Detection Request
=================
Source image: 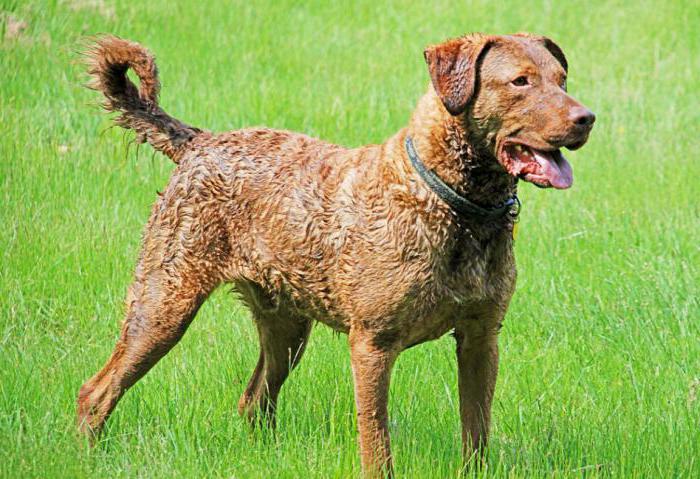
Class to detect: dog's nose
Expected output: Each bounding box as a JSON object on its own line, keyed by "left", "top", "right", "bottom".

{"left": 569, "top": 106, "right": 596, "bottom": 128}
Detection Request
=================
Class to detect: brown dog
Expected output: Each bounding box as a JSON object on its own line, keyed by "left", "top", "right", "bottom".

{"left": 77, "top": 33, "right": 594, "bottom": 476}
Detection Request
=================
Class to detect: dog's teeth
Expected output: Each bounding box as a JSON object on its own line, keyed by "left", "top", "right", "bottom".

{"left": 515, "top": 145, "right": 522, "bottom": 152}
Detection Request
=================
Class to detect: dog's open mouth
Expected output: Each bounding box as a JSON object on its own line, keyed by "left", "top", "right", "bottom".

{"left": 500, "top": 143, "right": 573, "bottom": 189}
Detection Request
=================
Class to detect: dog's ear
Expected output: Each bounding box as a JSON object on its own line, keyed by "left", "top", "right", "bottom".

{"left": 513, "top": 33, "right": 568, "bottom": 72}
{"left": 423, "top": 35, "right": 492, "bottom": 116}
{"left": 541, "top": 37, "right": 568, "bottom": 72}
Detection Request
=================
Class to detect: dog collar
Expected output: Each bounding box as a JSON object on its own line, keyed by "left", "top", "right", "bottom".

{"left": 405, "top": 136, "right": 520, "bottom": 221}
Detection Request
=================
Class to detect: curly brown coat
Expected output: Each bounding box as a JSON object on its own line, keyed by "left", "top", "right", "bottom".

{"left": 77, "top": 34, "right": 594, "bottom": 477}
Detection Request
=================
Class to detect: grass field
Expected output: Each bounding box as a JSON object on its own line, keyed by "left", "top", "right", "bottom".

{"left": 1, "top": 0, "right": 699, "bottom": 477}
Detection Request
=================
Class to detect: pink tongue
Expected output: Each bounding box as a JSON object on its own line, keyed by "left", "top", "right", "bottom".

{"left": 532, "top": 150, "right": 573, "bottom": 189}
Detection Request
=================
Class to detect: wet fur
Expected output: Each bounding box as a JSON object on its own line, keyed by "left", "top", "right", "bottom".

{"left": 77, "top": 34, "right": 593, "bottom": 477}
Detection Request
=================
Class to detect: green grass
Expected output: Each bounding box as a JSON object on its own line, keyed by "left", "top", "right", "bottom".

{"left": 1, "top": 0, "right": 699, "bottom": 477}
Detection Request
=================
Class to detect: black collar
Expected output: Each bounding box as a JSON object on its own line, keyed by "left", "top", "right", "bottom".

{"left": 405, "top": 136, "right": 520, "bottom": 221}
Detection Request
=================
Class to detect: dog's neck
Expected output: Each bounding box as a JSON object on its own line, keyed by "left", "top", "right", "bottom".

{"left": 406, "top": 89, "right": 516, "bottom": 208}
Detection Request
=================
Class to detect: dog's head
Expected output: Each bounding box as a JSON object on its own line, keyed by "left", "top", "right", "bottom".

{"left": 424, "top": 33, "right": 595, "bottom": 189}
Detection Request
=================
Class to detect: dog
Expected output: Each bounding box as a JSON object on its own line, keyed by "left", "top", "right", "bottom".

{"left": 77, "top": 33, "right": 594, "bottom": 477}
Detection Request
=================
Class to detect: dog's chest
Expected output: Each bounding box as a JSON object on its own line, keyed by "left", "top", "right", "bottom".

{"left": 434, "top": 228, "right": 516, "bottom": 304}
{"left": 393, "top": 232, "right": 515, "bottom": 347}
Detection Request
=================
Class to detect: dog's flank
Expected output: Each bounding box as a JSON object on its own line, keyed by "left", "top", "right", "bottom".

{"left": 85, "top": 36, "right": 204, "bottom": 162}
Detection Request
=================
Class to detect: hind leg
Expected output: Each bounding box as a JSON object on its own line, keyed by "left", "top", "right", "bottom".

{"left": 237, "top": 305, "right": 312, "bottom": 427}
{"left": 77, "top": 264, "right": 217, "bottom": 438}
{"left": 76, "top": 150, "right": 233, "bottom": 438}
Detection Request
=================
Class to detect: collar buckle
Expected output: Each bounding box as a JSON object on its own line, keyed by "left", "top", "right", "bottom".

{"left": 507, "top": 195, "right": 521, "bottom": 220}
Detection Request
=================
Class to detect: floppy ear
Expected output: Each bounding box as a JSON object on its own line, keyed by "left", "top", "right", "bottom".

{"left": 423, "top": 34, "right": 492, "bottom": 116}
{"left": 513, "top": 33, "right": 568, "bottom": 72}
{"left": 541, "top": 37, "right": 568, "bottom": 72}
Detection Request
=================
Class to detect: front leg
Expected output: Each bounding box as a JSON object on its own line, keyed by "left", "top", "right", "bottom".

{"left": 349, "top": 327, "right": 399, "bottom": 478}
{"left": 454, "top": 304, "right": 505, "bottom": 459}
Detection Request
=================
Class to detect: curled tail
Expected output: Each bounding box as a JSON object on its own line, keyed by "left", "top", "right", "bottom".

{"left": 85, "top": 36, "right": 202, "bottom": 162}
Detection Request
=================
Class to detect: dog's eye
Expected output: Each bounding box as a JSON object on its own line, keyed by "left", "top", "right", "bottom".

{"left": 511, "top": 76, "right": 529, "bottom": 87}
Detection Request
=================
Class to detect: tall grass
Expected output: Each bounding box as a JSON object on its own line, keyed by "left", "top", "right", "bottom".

{"left": 1, "top": 0, "right": 698, "bottom": 477}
